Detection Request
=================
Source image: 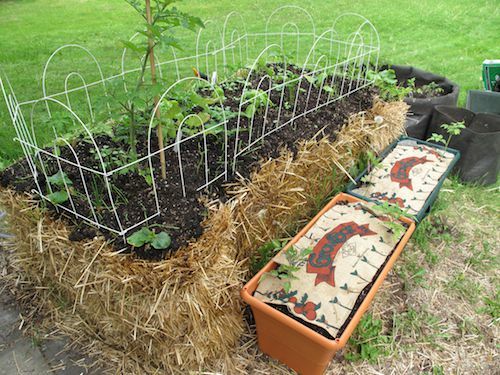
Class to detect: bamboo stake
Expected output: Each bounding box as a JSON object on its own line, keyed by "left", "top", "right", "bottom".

{"left": 145, "top": 0, "right": 167, "bottom": 180}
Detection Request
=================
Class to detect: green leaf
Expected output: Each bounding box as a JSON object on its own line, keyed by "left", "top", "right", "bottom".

{"left": 120, "top": 40, "right": 144, "bottom": 54}
{"left": 46, "top": 191, "right": 69, "bottom": 204}
{"left": 283, "top": 281, "right": 291, "bottom": 293}
{"left": 151, "top": 231, "right": 172, "bottom": 250}
{"left": 47, "top": 171, "right": 73, "bottom": 187}
{"left": 127, "top": 227, "right": 155, "bottom": 248}
{"left": 244, "top": 104, "right": 256, "bottom": 118}
{"left": 185, "top": 112, "right": 211, "bottom": 128}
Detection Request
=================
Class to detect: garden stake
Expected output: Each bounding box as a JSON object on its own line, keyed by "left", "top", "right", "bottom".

{"left": 145, "top": 0, "right": 167, "bottom": 180}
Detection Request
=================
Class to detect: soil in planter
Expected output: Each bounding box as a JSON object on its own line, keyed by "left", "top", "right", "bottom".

{"left": 0, "top": 63, "right": 375, "bottom": 260}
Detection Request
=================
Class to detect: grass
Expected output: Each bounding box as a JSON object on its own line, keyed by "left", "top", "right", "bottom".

{"left": 0, "top": 0, "right": 499, "bottom": 164}
{"left": 0, "top": 1, "right": 499, "bottom": 373}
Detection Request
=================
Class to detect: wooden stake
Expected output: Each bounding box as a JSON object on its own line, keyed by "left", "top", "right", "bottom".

{"left": 145, "top": 0, "right": 167, "bottom": 180}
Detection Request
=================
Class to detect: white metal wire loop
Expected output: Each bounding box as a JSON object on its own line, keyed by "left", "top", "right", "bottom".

{"left": 1, "top": 8, "right": 380, "bottom": 237}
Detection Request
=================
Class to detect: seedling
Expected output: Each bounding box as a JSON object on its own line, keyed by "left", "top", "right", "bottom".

{"left": 250, "top": 239, "right": 287, "bottom": 275}
{"left": 427, "top": 121, "right": 465, "bottom": 153}
{"left": 260, "top": 246, "right": 313, "bottom": 292}
{"left": 242, "top": 89, "right": 273, "bottom": 119}
{"left": 127, "top": 227, "right": 172, "bottom": 250}
{"left": 370, "top": 201, "right": 413, "bottom": 241}
{"left": 46, "top": 171, "right": 73, "bottom": 204}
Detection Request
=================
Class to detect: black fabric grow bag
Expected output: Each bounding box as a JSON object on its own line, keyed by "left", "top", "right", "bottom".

{"left": 381, "top": 65, "right": 460, "bottom": 140}
{"left": 426, "top": 105, "right": 500, "bottom": 185}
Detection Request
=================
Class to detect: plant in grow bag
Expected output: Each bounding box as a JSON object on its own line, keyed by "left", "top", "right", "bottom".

{"left": 127, "top": 227, "right": 172, "bottom": 250}
{"left": 427, "top": 121, "right": 465, "bottom": 152}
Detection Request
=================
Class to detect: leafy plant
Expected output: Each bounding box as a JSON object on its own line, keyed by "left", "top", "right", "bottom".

{"left": 345, "top": 313, "right": 390, "bottom": 363}
{"left": 427, "top": 121, "right": 465, "bottom": 152}
{"left": 260, "top": 246, "right": 313, "bottom": 292}
{"left": 407, "top": 79, "right": 444, "bottom": 98}
{"left": 371, "top": 201, "right": 413, "bottom": 240}
{"left": 242, "top": 89, "right": 273, "bottom": 118}
{"left": 46, "top": 171, "right": 73, "bottom": 204}
{"left": 127, "top": 227, "right": 172, "bottom": 250}
{"left": 367, "top": 69, "right": 412, "bottom": 101}
{"left": 114, "top": 0, "right": 204, "bottom": 176}
{"left": 250, "top": 239, "right": 287, "bottom": 275}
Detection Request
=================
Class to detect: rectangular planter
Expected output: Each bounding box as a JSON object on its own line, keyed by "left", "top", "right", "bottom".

{"left": 241, "top": 193, "right": 416, "bottom": 375}
{"left": 346, "top": 136, "right": 460, "bottom": 222}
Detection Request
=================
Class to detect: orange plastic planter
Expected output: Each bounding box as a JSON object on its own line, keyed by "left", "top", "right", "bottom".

{"left": 241, "top": 193, "right": 416, "bottom": 375}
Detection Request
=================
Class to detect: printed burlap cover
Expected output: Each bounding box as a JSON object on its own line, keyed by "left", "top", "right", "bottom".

{"left": 255, "top": 201, "right": 405, "bottom": 337}
{"left": 352, "top": 140, "right": 455, "bottom": 216}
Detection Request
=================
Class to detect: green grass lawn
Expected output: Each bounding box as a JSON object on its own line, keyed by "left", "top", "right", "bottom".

{"left": 0, "top": 0, "right": 498, "bottom": 164}
{"left": 0, "top": 1, "right": 498, "bottom": 373}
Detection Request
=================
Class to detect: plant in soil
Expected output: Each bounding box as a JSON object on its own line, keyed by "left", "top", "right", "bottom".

{"left": 127, "top": 226, "right": 172, "bottom": 250}
{"left": 250, "top": 239, "right": 289, "bottom": 275}
{"left": 427, "top": 121, "right": 465, "bottom": 153}
{"left": 259, "top": 246, "right": 313, "bottom": 293}
{"left": 367, "top": 69, "right": 412, "bottom": 101}
{"left": 370, "top": 201, "right": 413, "bottom": 240}
{"left": 111, "top": 0, "right": 204, "bottom": 169}
{"left": 46, "top": 171, "right": 73, "bottom": 204}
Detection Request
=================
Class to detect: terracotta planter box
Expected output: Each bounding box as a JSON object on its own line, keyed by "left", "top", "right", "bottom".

{"left": 241, "top": 193, "right": 415, "bottom": 375}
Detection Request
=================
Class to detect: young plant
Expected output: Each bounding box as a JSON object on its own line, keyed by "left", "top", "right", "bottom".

{"left": 260, "top": 246, "right": 313, "bottom": 293}
{"left": 427, "top": 121, "right": 465, "bottom": 152}
{"left": 250, "top": 239, "right": 288, "bottom": 275}
{"left": 371, "top": 201, "right": 413, "bottom": 240}
{"left": 367, "top": 69, "right": 412, "bottom": 101}
{"left": 46, "top": 171, "right": 73, "bottom": 204}
{"left": 127, "top": 227, "right": 172, "bottom": 250}
{"left": 119, "top": 0, "right": 204, "bottom": 177}
{"left": 242, "top": 89, "right": 273, "bottom": 119}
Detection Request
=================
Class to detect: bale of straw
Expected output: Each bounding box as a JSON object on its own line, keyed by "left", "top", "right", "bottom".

{"left": 231, "top": 99, "right": 409, "bottom": 261}
{"left": 1, "top": 190, "right": 245, "bottom": 374}
{"left": 0, "top": 99, "right": 407, "bottom": 374}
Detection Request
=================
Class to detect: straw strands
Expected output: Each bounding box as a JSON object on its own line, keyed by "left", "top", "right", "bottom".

{"left": 0, "top": 98, "right": 408, "bottom": 373}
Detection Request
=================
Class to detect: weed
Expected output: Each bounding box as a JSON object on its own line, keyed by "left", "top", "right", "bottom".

{"left": 345, "top": 313, "right": 390, "bottom": 363}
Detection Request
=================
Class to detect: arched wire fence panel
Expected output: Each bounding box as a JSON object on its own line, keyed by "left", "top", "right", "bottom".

{"left": 1, "top": 8, "right": 379, "bottom": 238}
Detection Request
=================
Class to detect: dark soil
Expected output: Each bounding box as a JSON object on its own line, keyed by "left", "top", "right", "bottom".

{"left": 1, "top": 63, "right": 375, "bottom": 261}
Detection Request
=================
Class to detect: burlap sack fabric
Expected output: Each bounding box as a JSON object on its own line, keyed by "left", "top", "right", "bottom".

{"left": 351, "top": 140, "right": 455, "bottom": 216}
{"left": 255, "top": 201, "right": 404, "bottom": 337}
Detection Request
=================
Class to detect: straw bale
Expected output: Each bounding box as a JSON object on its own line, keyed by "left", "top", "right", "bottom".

{"left": 0, "top": 98, "right": 408, "bottom": 373}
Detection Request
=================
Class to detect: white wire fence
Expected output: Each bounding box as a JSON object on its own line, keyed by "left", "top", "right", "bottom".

{"left": 0, "top": 6, "right": 380, "bottom": 238}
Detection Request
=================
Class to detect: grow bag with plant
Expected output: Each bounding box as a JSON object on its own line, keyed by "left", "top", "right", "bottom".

{"left": 379, "top": 65, "right": 459, "bottom": 140}
{"left": 241, "top": 193, "right": 415, "bottom": 375}
{"left": 346, "top": 137, "right": 460, "bottom": 222}
{"left": 426, "top": 105, "right": 500, "bottom": 185}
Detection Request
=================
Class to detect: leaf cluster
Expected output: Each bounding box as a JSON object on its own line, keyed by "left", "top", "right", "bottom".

{"left": 126, "top": 226, "right": 172, "bottom": 250}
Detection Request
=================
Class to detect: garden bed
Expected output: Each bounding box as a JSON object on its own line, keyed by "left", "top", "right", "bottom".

{"left": 0, "top": 99, "right": 408, "bottom": 374}
{"left": 1, "top": 64, "right": 375, "bottom": 260}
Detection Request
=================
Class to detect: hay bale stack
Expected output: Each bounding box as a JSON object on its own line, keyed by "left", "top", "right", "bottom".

{"left": 0, "top": 99, "right": 407, "bottom": 374}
